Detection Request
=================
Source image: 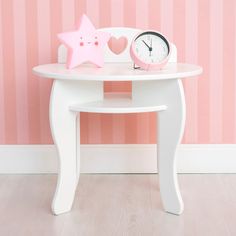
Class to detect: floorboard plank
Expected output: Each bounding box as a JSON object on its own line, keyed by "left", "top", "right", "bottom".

{"left": 0, "top": 174, "right": 235, "bottom": 236}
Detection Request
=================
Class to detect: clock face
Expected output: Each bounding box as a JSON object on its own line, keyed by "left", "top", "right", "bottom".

{"left": 134, "top": 31, "right": 170, "bottom": 64}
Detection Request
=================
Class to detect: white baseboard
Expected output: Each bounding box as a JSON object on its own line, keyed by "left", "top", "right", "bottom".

{"left": 0, "top": 144, "right": 236, "bottom": 174}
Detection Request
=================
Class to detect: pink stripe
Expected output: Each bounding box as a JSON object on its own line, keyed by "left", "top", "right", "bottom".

{"left": 88, "top": 114, "right": 102, "bottom": 143}
{"left": 26, "top": 0, "right": 41, "bottom": 143}
{"left": 197, "top": 0, "right": 210, "bottom": 143}
{"left": 81, "top": 113, "right": 89, "bottom": 144}
{"left": 86, "top": 0, "right": 102, "bottom": 144}
{"left": 111, "top": 82, "right": 131, "bottom": 93}
{"left": 99, "top": 0, "right": 111, "bottom": 28}
{"left": 50, "top": 0, "right": 62, "bottom": 62}
{"left": 222, "top": 1, "right": 235, "bottom": 143}
{"left": 101, "top": 114, "right": 113, "bottom": 144}
{"left": 172, "top": 0, "right": 186, "bottom": 143}
{"left": 184, "top": 0, "right": 198, "bottom": 143}
{"left": 209, "top": 0, "right": 223, "bottom": 143}
{"left": 111, "top": 0, "right": 124, "bottom": 26}
{"left": 0, "top": 1, "right": 5, "bottom": 143}
{"left": 136, "top": 0, "right": 148, "bottom": 29}
{"left": 173, "top": 0, "right": 185, "bottom": 62}
{"left": 160, "top": 0, "right": 173, "bottom": 41}
{"left": 149, "top": 113, "right": 156, "bottom": 143}
{"left": 124, "top": 0, "right": 136, "bottom": 27}
{"left": 1, "top": 0, "right": 17, "bottom": 143}
{"left": 104, "top": 83, "right": 112, "bottom": 93}
{"left": 75, "top": 0, "right": 86, "bottom": 22}
{"left": 62, "top": 0, "right": 75, "bottom": 31}
{"left": 137, "top": 113, "right": 150, "bottom": 143}
{"left": 235, "top": 6, "right": 236, "bottom": 143}
{"left": 112, "top": 114, "right": 125, "bottom": 143}
{"left": 149, "top": 0, "right": 161, "bottom": 31}
{"left": 125, "top": 114, "right": 138, "bottom": 143}
{"left": 37, "top": 0, "right": 52, "bottom": 144}
{"left": 86, "top": 0, "right": 100, "bottom": 28}
{"left": 13, "top": 0, "right": 29, "bottom": 143}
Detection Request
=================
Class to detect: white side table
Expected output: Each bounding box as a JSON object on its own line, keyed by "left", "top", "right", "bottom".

{"left": 33, "top": 62, "right": 202, "bottom": 215}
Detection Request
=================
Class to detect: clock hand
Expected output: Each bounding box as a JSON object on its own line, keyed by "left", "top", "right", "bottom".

{"left": 142, "top": 40, "right": 151, "bottom": 50}
{"left": 149, "top": 38, "right": 152, "bottom": 56}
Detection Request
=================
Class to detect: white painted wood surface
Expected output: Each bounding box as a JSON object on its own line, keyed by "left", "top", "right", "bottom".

{"left": 58, "top": 27, "right": 141, "bottom": 64}
{"left": 33, "top": 27, "right": 202, "bottom": 215}
{"left": 157, "top": 80, "right": 185, "bottom": 214}
{"left": 132, "top": 79, "right": 185, "bottom": 214}
{"left": 49, "top": 80, "right": 103, "bottom": 215}
{"left": 33, "top": 62, "right": 202, "bottom": 81}
{"left": 1, "top": 144, "right": 236, "bottom": 174}
{"left": 58, "top": 27, "right": 177, "bottom": 64}
{"left": 69, "top": 93, "right": 167, "bottom": 113}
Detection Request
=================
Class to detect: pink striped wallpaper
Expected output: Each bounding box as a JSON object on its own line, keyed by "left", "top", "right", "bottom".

{"left": 0, "top": 0, "right": 236, "bottom": 144}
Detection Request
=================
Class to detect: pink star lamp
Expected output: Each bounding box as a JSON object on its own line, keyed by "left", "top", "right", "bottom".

{"left": 58, "top": 14, "right": 111, "bottom": 69}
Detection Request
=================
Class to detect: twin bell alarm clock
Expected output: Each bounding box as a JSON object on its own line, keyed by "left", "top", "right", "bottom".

{"left": 130, "top": 30, "right": 171, "bottom": 70}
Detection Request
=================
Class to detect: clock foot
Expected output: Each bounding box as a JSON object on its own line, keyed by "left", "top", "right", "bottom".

{"left": 133, "top": 63, "right": 140, "bottom": 70}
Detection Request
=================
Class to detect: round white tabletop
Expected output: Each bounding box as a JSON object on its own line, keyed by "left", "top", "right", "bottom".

{"left": 33, "top": 62, "right": 202, "bottom": 81}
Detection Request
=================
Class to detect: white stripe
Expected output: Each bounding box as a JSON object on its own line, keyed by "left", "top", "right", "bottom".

{"left": 62, "top": 0, "right": 75, "bottom": 31}
{"left": 209, "top": 0, "right": 223, "bottom": 142}
{"left": 184, "top": 0, "right": 199, "bottom": 142}
{"left": 160, "top": 0, "right": 173, "bottom": 41}
{"left": 0, "top": 0, "right": 5, "bottom": 143}
{"left": 13, "top": 0, "right": 29, "bottom": 143}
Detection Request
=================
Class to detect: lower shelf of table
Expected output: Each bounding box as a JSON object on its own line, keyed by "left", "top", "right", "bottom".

{"left": 69, "top": 93, "right": 167, "bottom": 114}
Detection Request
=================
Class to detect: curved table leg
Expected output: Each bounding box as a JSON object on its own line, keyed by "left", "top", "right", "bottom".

{"left": 50, "top": 80, "right": 103, "bottom": 215}
{"left": 133, "top": 79, "right": 185, "bottom": 215}
{"left": 157, "top": 80, "right": 185, "bottom": 215}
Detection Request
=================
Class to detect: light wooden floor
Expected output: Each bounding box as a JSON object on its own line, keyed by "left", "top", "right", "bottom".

{"left": 0, "top": 174, "right": 235, "bottom": 236}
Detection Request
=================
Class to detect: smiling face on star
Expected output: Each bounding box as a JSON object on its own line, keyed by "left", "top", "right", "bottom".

{"left": 78, "top": 34, "right": 99, "bottom": 47}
